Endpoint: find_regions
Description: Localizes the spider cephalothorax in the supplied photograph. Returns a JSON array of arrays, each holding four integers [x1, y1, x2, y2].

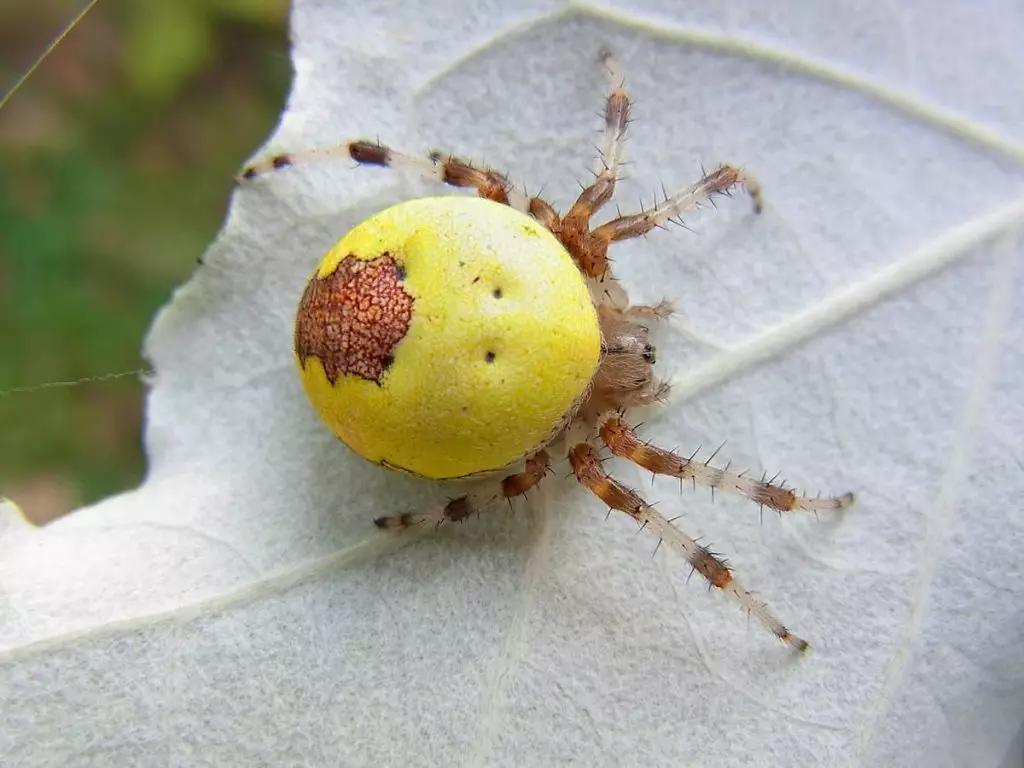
[[241, 48, 854, 651]]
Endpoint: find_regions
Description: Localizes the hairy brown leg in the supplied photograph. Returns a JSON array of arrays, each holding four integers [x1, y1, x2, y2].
[[571, 165, 763, 278], [594, 166, 763, 244], [567, 441, 809, 651], [598, 412, 855, 514], [559, 48, 632, 276], [556, 50, 762, 277], [426, 150, 516, 205], [373, 451, 550, 529], [528, 197, 561, 232]]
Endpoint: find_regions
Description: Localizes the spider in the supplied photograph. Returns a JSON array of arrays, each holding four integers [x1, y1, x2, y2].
[[239, 48, 854, 651]]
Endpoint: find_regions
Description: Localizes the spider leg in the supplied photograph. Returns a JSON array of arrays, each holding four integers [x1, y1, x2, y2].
[[527, 197, 561, 231], [592, 165, 762, 250], [373, 450, 549, 529], [426, 150, 529, 209], [594, 47, 629, 184], [557, 50, 761, 277], [240, 140, 533, 211], [559, 48, 632, 275], [598, 412, 855, 514], [568, 440, 809, 651]]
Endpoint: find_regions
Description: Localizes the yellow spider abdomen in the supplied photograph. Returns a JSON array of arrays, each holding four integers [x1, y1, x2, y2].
[[294, 196, 602, 479]]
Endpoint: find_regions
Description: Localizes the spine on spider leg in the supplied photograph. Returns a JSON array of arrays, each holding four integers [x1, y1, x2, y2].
[[597, 413, 855, 514], [568, 441, 809, 651]]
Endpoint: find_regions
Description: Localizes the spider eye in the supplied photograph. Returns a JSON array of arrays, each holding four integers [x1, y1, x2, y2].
[[643, 344, 656, 364]]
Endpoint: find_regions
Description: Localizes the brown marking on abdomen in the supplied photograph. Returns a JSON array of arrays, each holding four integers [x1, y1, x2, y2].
[[295, 252, 413, 385]]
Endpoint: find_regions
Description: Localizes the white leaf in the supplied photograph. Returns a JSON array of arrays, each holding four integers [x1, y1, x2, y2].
[[3, 1, 1023, 765]]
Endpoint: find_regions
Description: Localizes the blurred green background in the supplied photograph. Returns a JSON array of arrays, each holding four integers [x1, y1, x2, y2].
[[0, 0, 290, 523]]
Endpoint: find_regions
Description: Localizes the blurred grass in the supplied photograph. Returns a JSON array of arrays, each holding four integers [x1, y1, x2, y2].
[[0, 0, 291, 522]]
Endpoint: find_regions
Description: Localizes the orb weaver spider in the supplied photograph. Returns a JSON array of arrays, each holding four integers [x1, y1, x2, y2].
[[240, 48, 855, 651]]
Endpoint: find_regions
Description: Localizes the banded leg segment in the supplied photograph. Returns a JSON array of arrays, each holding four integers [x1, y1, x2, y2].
[[567, 48, 632, 223], [428, 151, 523, 207], [240, 140, 533, 211], [374, 451, 550, 529], [568, 441, 809, 651], [598, 413, 855, 514], [528, 197, 561, 232], [595, 47, 630, 185], [592, 165, 763, 249], [562, 148, 762, 279], [560, 49, 633, 276]]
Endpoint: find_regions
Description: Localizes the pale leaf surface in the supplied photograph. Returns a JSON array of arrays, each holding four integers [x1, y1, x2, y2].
[[2, 1, 1023, 766]]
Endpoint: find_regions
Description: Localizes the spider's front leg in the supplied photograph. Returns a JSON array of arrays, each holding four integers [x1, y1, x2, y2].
[[561, 49, 762, 278], [571, 163, 764, 279], [373, 450, 550, 529], [567, 440, 810, 651], [558, 48, 632, 275], [592, 165, 763, 246]]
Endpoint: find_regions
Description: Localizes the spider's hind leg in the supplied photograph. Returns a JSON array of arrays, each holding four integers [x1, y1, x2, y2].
[[597, 412, 855, 515], [240, 139, 534, 211], [567, 439, 810, 651], [374, 450, 550, 529], [241, 140, 429, 183]]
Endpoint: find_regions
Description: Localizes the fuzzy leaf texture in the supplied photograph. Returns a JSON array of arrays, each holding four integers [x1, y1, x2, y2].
[[2, 1, 1023, 766]]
